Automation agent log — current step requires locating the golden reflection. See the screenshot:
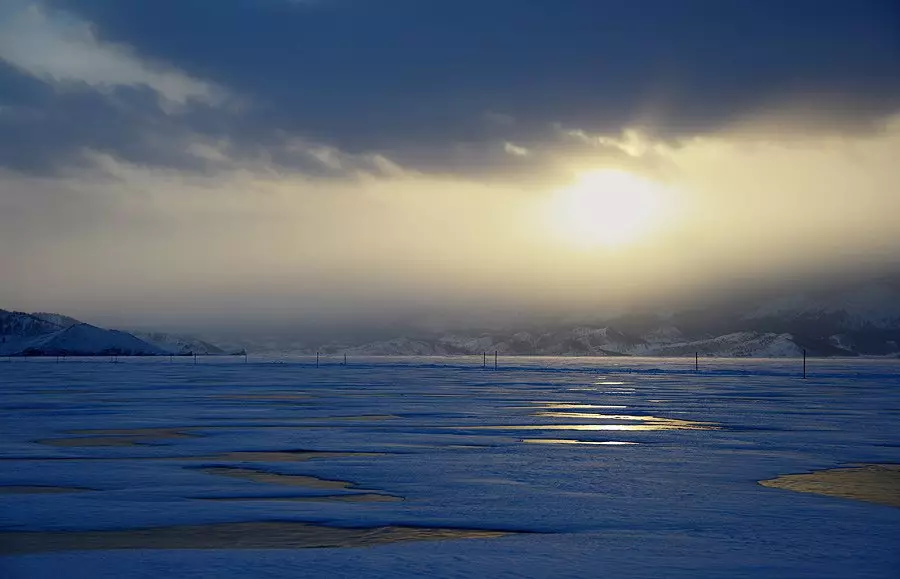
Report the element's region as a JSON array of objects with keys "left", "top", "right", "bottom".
[
  {"left": 538, "top": 404, "right": 628, "bottom": 410},
  {"left": 522, "top": 439, "right": 639, "bottom": 446},
  {"left": 477, "top": 423, "right": 711, "bottom": 431},
  {"left": 473, "top": 411, "right": 718, "bottom": 431}
]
